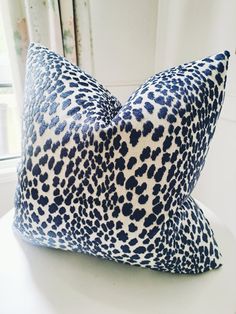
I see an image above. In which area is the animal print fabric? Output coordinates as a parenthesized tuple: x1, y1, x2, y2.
(14, 43, 230, 274)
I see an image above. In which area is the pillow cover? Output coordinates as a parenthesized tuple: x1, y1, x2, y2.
(14, 43, 230, 274)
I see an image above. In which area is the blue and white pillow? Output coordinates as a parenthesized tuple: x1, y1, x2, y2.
(14, 43, 230, 274)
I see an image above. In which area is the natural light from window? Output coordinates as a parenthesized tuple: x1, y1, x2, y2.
(0, 17, 20, 159)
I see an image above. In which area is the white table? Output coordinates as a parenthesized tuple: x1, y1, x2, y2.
(0, 204, 236, 314)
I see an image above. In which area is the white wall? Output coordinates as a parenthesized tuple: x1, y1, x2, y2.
(82, 0, 159, 102)
(154, 0, 236, 235)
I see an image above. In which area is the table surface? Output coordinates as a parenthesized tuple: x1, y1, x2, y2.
(0, 205, 236, 314)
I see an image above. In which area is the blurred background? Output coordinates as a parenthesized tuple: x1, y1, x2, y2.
(0, 0, 235, 235)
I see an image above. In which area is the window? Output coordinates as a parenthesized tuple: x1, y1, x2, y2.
(0, 17, 20, 159)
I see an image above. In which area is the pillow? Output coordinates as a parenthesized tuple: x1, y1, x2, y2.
(14, 43, 230, 274)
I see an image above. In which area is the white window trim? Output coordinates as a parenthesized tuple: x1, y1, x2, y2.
(0, 158, 19, 184)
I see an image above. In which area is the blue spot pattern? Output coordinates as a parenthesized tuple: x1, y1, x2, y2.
(14, 43, 230, 274)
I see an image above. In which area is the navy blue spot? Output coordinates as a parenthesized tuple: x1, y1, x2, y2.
(215, 73, 223, 85)
(133, 109, 144, 121)
(54, 161, 64, 175)
(48, 230, 56, 238)
(38, 195, 49, 206)
(128, 223, 138, 232)
(217, 62, 224, 73)
(152, 125, 164, 141)
(134, 96, 143, 104)
(131, 208, 146, 222)
(215, 53, 225, 61)
(62, 99, 71, 109)
(144, 102, 154, 113)
(167, 114, 176, 123)
(61, 131, 71, 145)
(125, 176, 138, 189)
(134, 246, 146, 254)
(32, 212, 40, 223)
(121, 245, 130, 253)
(158, 107, 168, 119)
(143, 121, 153, 136)
(67, 107, 80, 116)
(116, 172, 125, 186)
(119, 142, 128, 156)
(61, 90, 74, 98)
(138, 194, 148, 205)
(144, 214, 156, 227)
(127, 157, 137, 169)
(130, 129, 141, 146)
(53, 215, 63, 227)
(117, 230, 128, 242)
(49, 204, 58, 214)
(27, 158, 32, 171)
(31, 188, 38, 200)
(69, 82, 78, 88)
(156, 96, 165, 105)
(157, 214, 165, 224)
(140, 147, 151, 161)
(122, 203, 133, 216)
(154, 166, 166, 182)
(55, 121, 66, 135)
(44, 139, 52, 151)
(163, 136, 173, 151)
(147, 92, 154, 100)
(38, 207, 45, 216)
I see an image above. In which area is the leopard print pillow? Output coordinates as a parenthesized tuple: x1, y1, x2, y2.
(14, 43, 230, 274)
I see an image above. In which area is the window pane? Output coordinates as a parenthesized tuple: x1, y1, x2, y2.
(0, 17, 21, 158)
